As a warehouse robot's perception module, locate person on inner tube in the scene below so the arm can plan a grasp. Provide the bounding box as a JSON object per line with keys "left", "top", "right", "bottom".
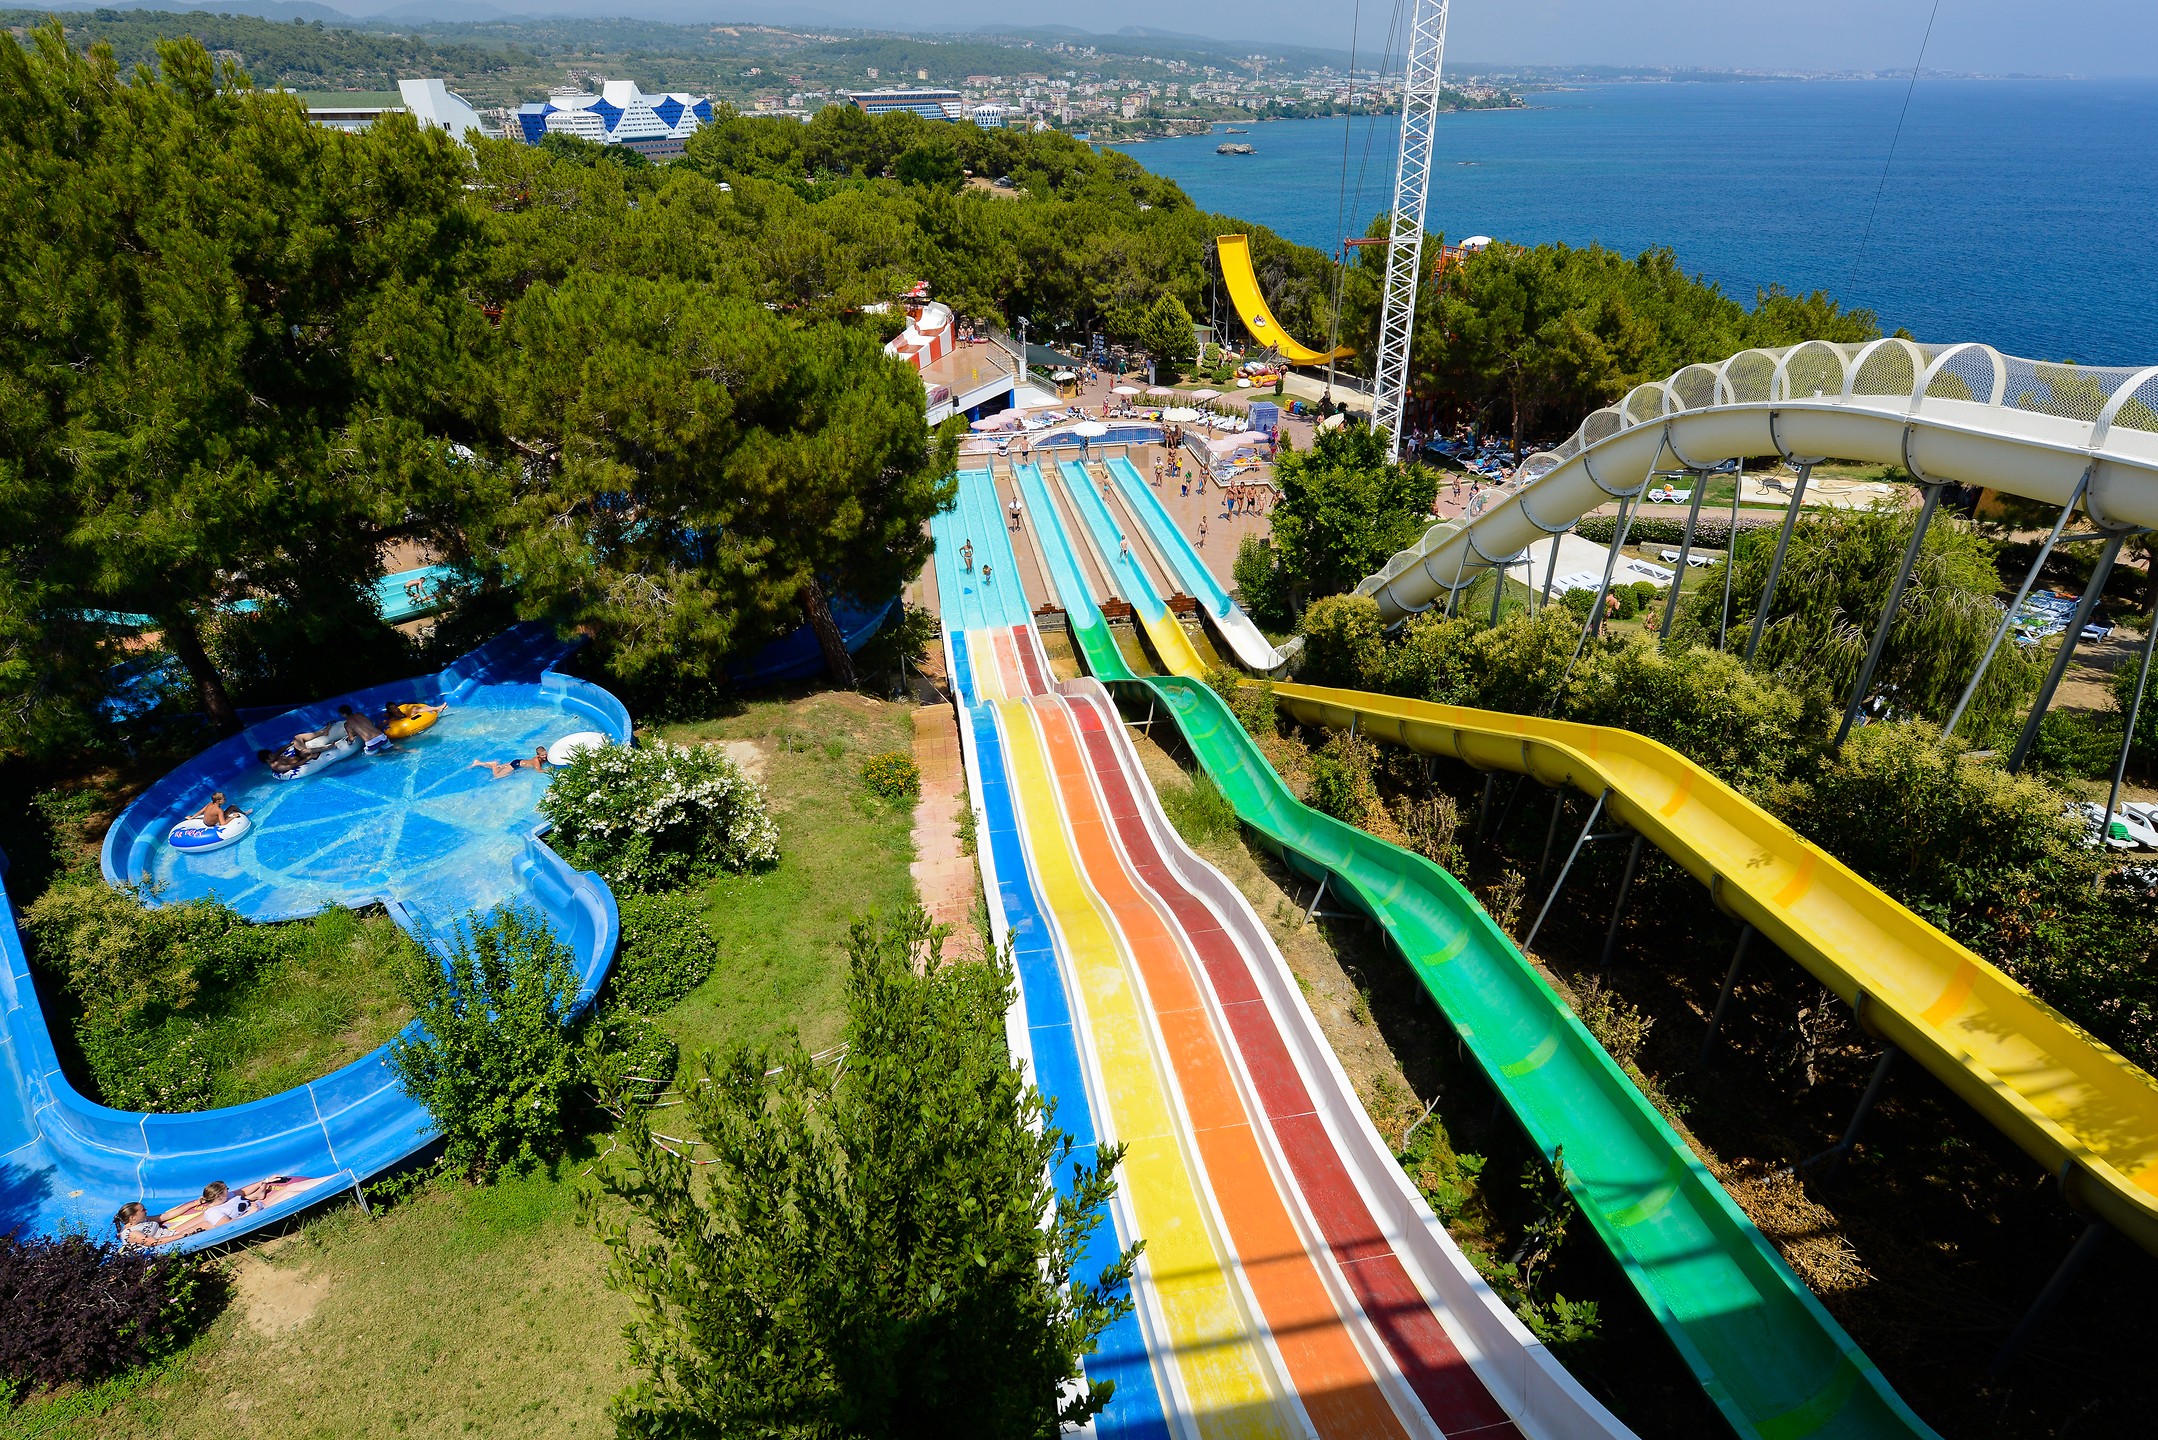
{"left": 191, "top": 791, "right": 243, "bottom": 827}
{"left": 338, "top": 704, "right": 391, "bottom": 751}
{"left": 256, "top": 747, "right": 304, "bottom": 776}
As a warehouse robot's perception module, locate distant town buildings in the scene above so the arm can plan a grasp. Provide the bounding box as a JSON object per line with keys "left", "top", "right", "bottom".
{"left": 512, "top": 81, "right": 714, "bottom": 159}
{"left": 846, "top": 88, "right": 965, "bottom": 121}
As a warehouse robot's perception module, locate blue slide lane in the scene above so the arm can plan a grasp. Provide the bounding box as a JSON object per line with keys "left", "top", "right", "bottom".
{"left": 1104, "top": 457, "right": 1235, "bottom": 618}
{"left": 0, "top": 625, "right": 629, "bottom": 1249}
{"left": 1057, "top": 461, "right": 1173, "bottom": 623}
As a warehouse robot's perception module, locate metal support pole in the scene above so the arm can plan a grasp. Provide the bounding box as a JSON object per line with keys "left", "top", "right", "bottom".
{"left": 1538, "top": 790, "right": 1566, "bottom": 879}
{"left": 1524, "top": 790, "right": 1610, "bottom": 953}
{"left": 1488, "top": 555, "right": 1508, "bottom": 626}
{"left": 1301, "top": 873, "right": 1331, "bottom": 926}
{"left": 1599, "top": 833, "right": 1647, "bottom": 971}
{"left": 1744, "top": 463, "right": 1812, "bottom": 664}
{"left": 1659, "top": 468, "right": 1708, "bottom": 641}
{"left": 1476, "top": 773, "right": 1498, "bottom": 842}
{"left": 1802, "top": 1047, "right": 1898, "bottom": 1180}
{"left": 1539, "top": 531, "right": 1562, "bottom": 611}
{"left": 1834, "top": 483, "right": 1946, "bottom": 750}
{"left": 1944, "top": 470, "right": 2089, "bottom": 741}
{"left": 2010, "top": 531, "right": 2131, "bottom": 772}
{"left": 1490, "top": 775, "right": 1528, "bottom": 849}
{"left": 2103, "top": 610, "right": 2158, "bottom": 840}
{"left": 1717, "top": 469, "right": 1744, "bottom": 650}
{"left": 1698, "top": 925, "right": 1754, "bottom": 1064}
{"left": 1989, "top": 1221, "right": 2109, "bottom": 1376}
{"left": 1586, "top": 494, "right": 1636, "bottom": 640}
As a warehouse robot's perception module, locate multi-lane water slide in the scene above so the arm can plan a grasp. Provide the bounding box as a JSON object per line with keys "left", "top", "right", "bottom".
{"left": 998, "top": 458, "right": 1942, "bottom": 1438}
{"left": 937, "top": 465, "right": 1631, "bottom": 1438}
{"left": 0, "top": 627, "right": 628, "bottom": 1249}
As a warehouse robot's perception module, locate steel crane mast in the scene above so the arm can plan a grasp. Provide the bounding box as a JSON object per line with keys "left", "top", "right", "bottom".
{"left": 1371, "top": 0, "right": 1449, "bottom": 460}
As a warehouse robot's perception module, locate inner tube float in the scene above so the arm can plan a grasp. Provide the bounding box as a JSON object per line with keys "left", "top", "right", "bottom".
{"left": 275, "top": 735, "right": 359, "bottom": 781}
{"left": 547, "top": 731, "right": 608, "bottom": 767}
{"left": 383, "top": 703, "right": 445, "bottom": 740}
{"left": 168, "top": 812, "right": 252, "bottom": 854}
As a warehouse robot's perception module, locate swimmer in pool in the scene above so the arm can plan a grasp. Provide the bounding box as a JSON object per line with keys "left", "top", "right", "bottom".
{"left": 470, "top": 746, "right": 550, "bottom": 779}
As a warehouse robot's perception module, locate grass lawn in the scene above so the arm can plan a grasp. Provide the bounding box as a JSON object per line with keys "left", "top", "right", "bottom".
{"left": 197, "top": 909, "right": 416, "bottom": 1108}
{"left": 10, "top": 690, "right": 920, "bottom": 1440}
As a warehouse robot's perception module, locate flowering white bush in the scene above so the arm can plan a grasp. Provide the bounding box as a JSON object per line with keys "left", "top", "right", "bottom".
{"left": 540, "top": 741, "right": 780, "bottom": 892}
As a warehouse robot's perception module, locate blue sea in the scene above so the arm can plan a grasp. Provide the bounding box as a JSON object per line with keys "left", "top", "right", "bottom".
{"left": 1108, "top": 80, "right": 2158, "bottom": 366}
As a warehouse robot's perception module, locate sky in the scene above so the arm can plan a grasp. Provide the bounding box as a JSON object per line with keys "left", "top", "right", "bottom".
{"left": 701, "top": 0, "right": 2158, "bottom": 79}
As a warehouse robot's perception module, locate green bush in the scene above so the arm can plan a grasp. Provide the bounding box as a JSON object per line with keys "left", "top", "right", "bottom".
{"left": 1307, "top": 732, "right": 1382, "bottom": 827}
{"left": 859, "top": 749, "right": 921, "bottom": 801}
{"left": 389, "top": 906, "right": 588, "bottom": 1180}
{"left": 607, "top": 890, "right": 721, "bottom": 1015}
{"left": 540, "top": 740, "right": 780, "bottom": 893}
{"left": 2026, "top": 707, "right": 2122, "bottom": 781}
{"left": 1297, "top": 593, "right": 1386, "bottom": 689}
{"left": 1160, "top": 772, "right": 1238, "bottom": 848}
{"left": 1232, "top": 535, "right": 1290, "bottom": 629}
{"left": 2107, "top": 650, "right": 2158, "bottom": 773}
{"left": 1204, "top": 665, "right": 1277, "bottom": 738}
{"left": 1565, "top": 639, "right": 1819, "bottom": 792}
{"left": 585, "top": 906, "right": 1135, "bottom": 1437}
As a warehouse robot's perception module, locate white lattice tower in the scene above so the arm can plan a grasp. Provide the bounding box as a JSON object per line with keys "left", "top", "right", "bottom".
{"left": 1372, "top": 0, "right": 1449, "bottom": 461}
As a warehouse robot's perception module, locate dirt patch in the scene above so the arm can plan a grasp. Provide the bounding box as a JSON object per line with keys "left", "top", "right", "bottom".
{"left": 230, "top": 1255, "right": 331, "bottom": 1337}
{"left": 706, "top": 737, "right": 767, "bottom": 781}
{"left": 2050, "top": 628, "right": 2144, "bottom": 712}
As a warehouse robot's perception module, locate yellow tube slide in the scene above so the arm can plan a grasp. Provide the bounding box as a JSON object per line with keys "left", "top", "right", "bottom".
{"left": 1215, "top": 235, "right": 1352, "bottom": 365}
{"left": 1265, "top": 680, "right": 2158, "bottom": 1257}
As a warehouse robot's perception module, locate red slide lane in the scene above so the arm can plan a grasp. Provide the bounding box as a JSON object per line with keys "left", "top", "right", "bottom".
{"left": 1065, "top": 691, "right": 1521, "bottom": 1439}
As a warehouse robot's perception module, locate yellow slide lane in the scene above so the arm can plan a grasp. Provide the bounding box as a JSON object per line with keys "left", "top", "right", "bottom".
{"left": 994, "top": 692, "right": 1301, "bottom": 1439}
{"left": 1266, "top": 680, "right": 2158, "bottom": 1255}
{"left": 1216, "top": 235, "right": 1353, "bottom": 365}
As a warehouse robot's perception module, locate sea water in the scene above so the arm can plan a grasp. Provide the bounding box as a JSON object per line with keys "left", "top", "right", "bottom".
{"left": 145, "top": 688, "right": 583, "bottom": 930}
{"left": 1109, "top": 79, "right": 2158, "bottom": 365}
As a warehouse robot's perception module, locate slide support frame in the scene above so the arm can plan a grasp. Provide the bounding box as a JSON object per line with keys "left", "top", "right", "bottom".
{"left": 1699, "top": 924, "right": 1756, "bottom": 1064}
{"left": 1743, "top": 463, "right": 1813, "bottom": 663}
{"left": 1836, "top": 479, "right": 1946, "bottom": 749}
{"left": 1524, "top": 788, "right": 1612, "bottom": 954}
{"left": 1659, "top": 467, "right": 1710, "bottom": 640}
{"left": 2010, "top": 529, "right": 2133, "bottom": 771}
{"left": 1943, "top": 468, "right": 2090, "bottom": 740}
{"left": 1990, "top": 1220, "right": 2109, "bottom": 1376}
{"left": 1803, "top": 1046, "right": 1900, "bottom": 1182}
{"left": 1599, "top": 832, "right": 1648, "bottom": 972}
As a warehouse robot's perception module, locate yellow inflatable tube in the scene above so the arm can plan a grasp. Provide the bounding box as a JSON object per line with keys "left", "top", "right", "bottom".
{"left": 383, "top": 703, "right": 445, "bottom": 740}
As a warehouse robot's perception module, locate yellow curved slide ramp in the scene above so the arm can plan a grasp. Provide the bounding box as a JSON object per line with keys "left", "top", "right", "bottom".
{"left": 1215, "top": 235, "right": 1352, "bottom": 365}
{"left": 1266, "top": 680, "right": 2158, "bottom": 1257}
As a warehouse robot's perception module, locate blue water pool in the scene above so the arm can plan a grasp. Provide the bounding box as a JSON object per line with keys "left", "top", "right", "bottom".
{"left": 139, "top": 687, "right": 593, "bottom": 936}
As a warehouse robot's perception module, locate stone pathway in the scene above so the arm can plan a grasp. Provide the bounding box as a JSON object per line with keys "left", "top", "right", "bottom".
{"left": 910, "top": 702, "right": 982, "bottom": 960}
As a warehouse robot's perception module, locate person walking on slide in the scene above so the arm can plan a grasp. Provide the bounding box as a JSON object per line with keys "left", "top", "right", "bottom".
{"left": 961, "top": 539, "right": 974, "bottom": 573}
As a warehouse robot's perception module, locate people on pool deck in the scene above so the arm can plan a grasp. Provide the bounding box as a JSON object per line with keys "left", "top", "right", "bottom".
{"left": 470, "top": 746, "right": 549, "bottom": 779}
{"left": 338, "top": 703, "right": 390, "bottom": 750}
{"left": 192, "top": 792, "right": 242, "bottom": 827}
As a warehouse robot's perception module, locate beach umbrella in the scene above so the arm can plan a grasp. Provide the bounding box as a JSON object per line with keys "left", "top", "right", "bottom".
{"left": 1147, "top": 385, "right": 1175, "bottom": 396}
{"left": 1073, "top": 420, "right": 1110, "bottom": 438}
{"left": 1189, "top": 388, "right": 1220, "bottom": 400}
{"left": 970, "top": 413, "right": 1022, "bottom": 431}
{"left": 1112, "top": 384, "right": 1141, "bottom": 396}
{"left": 1053, "top": 370, "right": 1077, "bottom": 383}
{"left": 1208, "top": 432, "right": 1263, "bottom": 455}
{"left": 1164, "top": 407, "right": 1202, "bottom": 422}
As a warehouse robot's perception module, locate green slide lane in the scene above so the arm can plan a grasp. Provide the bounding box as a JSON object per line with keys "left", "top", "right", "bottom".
{"left": 1013, "top": 471, "right": 1940, "bottom": 1439}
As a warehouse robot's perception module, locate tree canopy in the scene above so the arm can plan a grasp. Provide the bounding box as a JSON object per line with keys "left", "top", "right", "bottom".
{"left": 1265, "top": 426, "right": 1440, "bottom": 607}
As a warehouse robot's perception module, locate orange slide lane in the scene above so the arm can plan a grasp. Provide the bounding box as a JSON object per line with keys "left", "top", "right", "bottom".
{"left": 1026, "top": 693, "right": 1413, "bottom": 1439}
